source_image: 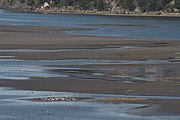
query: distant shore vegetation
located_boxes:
[0,0,180,14]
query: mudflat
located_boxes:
[0,25,180,115]
[0,25,179,60]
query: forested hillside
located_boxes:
[0,0,180,15]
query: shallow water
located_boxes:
[0,88,180,120]
[0,47,144,53]
[0,9,180,40]
[0,58,179,82]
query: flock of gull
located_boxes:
[30,97,79,102]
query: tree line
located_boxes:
[118,0,180,12]
[5,0,180,12]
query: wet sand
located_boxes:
[0,25,179,60]
[0,25,180,115]
[97,97,180,115]
[1,77,180,96]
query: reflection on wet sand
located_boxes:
[0,58,179,83]
[0,88,180,118]
[0,24,179,119]
[50,63,180,83]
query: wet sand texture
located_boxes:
[0,25,180,115]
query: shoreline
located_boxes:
[46,11,180,18]
[1,8,180,18]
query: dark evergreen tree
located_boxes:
[119,0,136,11]
[175,0,180,9]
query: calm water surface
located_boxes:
[0,9,180,40]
